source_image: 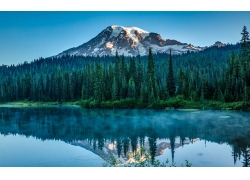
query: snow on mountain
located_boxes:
[57,25,203,57]
[70,136,195,165]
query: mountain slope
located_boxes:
[58,25,203,57]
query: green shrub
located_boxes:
[234,102,244,110]
[150,100,169,109]
[119,98,137,108]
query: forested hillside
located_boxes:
[0,26,249,110]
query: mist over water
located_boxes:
[0,106,250,167]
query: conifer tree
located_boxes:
[94,64,104,102]
[112,76,118,101]
[137,55,144,95]
[167,49,175,97]
[120,74,127,99]
[129,57,137,81]
[45,74,50,101]
[114,51,121,99]
[241,26,249,70]
[146,48,156,98]
[178,67,186,95]
[121,55,128,81]
[139,82,147,103]
[240,26,249,107]
[128,77,136,99]
[107,64,114,100]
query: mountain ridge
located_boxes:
[57,25,205,57]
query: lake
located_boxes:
[0,105,250,167]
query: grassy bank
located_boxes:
[0,101,80,107]
[1,97,249,111]
[79,96,250,111]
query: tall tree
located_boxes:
[177,67,186,95]
[111,76,118,101]
[94,64,104,102]
[129,57,137,82]
[240,26,250,107]
[137,55,144,96]
[146,49,156,100]
[128,77,136,99]
[114,51,121,99]
[167,49,175,97]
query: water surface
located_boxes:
[0,106,250,167]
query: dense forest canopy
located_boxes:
[0,26,249,110]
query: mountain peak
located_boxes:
[110,25,149,34]
[58,25,203,57]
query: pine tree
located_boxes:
[23,73,31,100]
[112,76,118,101]
[128,77,136,99]
[240,26,250,107]
[241,25,249,69]
[121,55,128,81]
[69,71,77,101]
[62,72,70,101]
[105,64,114,100]
[233,56,241,100]
[146,48,156,99]
[137,55,144,96]
[45,74,50,101]
[114,51,121,99]
[120,74,127,99]
[178,67,186,95]
[167,49,175,97]
[139,82,147,103]
[94,64,104,102]
[129,57,137,81]
[148,137,157,163]
[218,86,225,102]
[16,75,21,101]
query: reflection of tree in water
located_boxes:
[130,135,138,154]
[1,107,250,166]
[92,139,97,150]
[242,147,250,167]
[97,135,104,150]
[169,134,175,163]
[139,136,145,156]
[231,138,250,167]
[117,137,122,158]
[123,138,130,157]
[148,137,157,163]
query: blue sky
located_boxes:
[1,11,250,65]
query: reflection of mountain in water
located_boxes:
[0,106,250,166]
[69,137,192,164]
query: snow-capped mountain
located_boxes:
[57,25,204,57]
[70,137,196,165]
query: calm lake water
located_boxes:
[0,105,250,167]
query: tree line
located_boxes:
[0,26,249,109]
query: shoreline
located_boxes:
[0,101,249,112]
[0,101,80,108]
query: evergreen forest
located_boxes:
[0,26,250,110]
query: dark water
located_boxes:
[0,106,250,167]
